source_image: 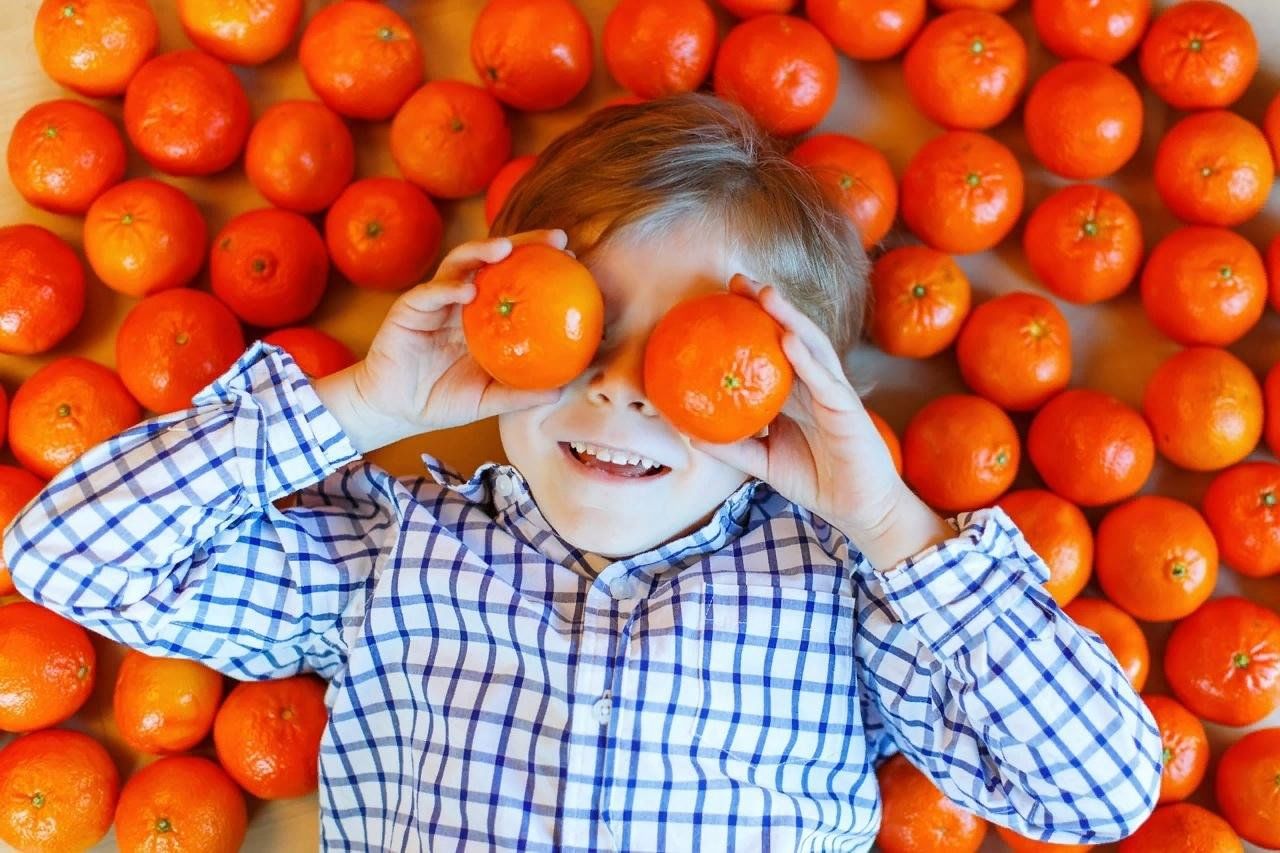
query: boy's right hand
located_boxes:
[313,230,570,453]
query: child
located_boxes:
[6,95,1160,851]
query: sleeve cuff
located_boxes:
[869,506,1053,660]
[192,341,361,500]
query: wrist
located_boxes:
[838,485,954,573]
[313,366,414,454]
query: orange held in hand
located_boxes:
[1214,727,1280,850]
[0,601,95,732]
[1143,694,1209,804]
[997,489,1093,608]
[1022,184,1143,304]
[391,80,513,200]
[113,650,224,754]
[177,0,303,66]
[245,100,355,214]
[464,244,605,391]
[0,466,44,596]
[0,224,85,356]
[1063,596,1149,690]
[903,394,1019,513]
[326,177,444,292]
[211,208,330,329]
[643,291,792,444]
[1116,803,1243,853]
[1153,110,1274,228]
[1202,462,1280,579]
[1028,389,1154,507]
[1031,0,1150,64]
[903,10,1027,131]
[34,0,158,97]
[84,178,208,298]
[806,0,925,61]
[263,327,357,379]
[870,246,971,358]
[955,291,1071,412]
[0,728,119,853]
[603,0,717,99]
[1023,60,1142,180]
[6,99,126,215]
[213,675,328,800]
[114,754,248,853]
[789,134,898,249]
[875,754,987,853]
[1139,0,1258,110]
[299,1,423,121]
[472,0,594,111]
[1142,347,1262,472]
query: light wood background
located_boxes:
[1,0,1278,850]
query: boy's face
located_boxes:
[499,227,761,559]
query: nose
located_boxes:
[585,337,657,416]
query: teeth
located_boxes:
[570,441,662,470]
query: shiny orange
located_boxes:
[1095,496,1218,622]
[806,0,926,61]
[115,289,245,415]
[1117,804,1243,853]
[473,0,593,111]
[1164,596,1280,727]
[1142,347,1262,472]
[1028,389,1154,506]
[391,81,513,199]
[867,409,903,475]
[34,0,158,97]
[1063,597,1149,690]
[1267,92,1280,174]
[1144,694,1209,804]
[993,826,1089,853]
[1023,60,1142,180]
[114,755,247,853]
[299,1,423,120]
[875,753,987,853]
[713,15,839,137]
[326,177,444,291]
[643,292,793,444]
[1140,226,1266,347]
[1154,110,1274,228]
[8,357,140,480]
[719,0,796,15]
[996,489,1093,607]
[1031,0,1150,64]
[263,328,357,379]
[955,291,1071,412]
[1022,184,1143,304]
[0,729,118,853]
[211,208,329,328]
[932,0,1016,9]
[1202,462,1280,579]
[900,131,1024,254]
[1139,0,1257,110]
[124,50,251,177]
[870,246,971,358]
[213,675,328,799]
[245,100,355,214]
[485,155,538,227]
[1267,360,1280,458]
[0,601,94,732]
[790,134,897,248]
[0,224,85,356]
[1270,234,1280,314]
[6,99,125,215]
[84,178,207,298]
[903,394,1019,513]
[113,650,224,754]
[0,467,44,597]
[177,0,303,66]
[903,10,1027,130]
[604,0,716,98]
[1215,727,1280,850]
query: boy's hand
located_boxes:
[314,230,569,453]
[693,275,954,572]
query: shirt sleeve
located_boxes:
[3,342,400,682]
[851,506,1162,845]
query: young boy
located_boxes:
[6,95,1160,851]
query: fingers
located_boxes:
[476,383,563,419]
[782,332,857,414]
[432,229,569,282]
[758,285,847,378]
[390,281,476,332]
[691,435,770,482]
[508,228,569,251]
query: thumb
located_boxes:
[477,384,563,419]
[690,436,769,481]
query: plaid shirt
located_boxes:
[6,344,1160,852]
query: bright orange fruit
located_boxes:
[472,0,593,111]
[790,134,897,248]
[6,99,126,215]
[211,208,329,328]
[326,177,444,292]
[955,291,1071,412]
[903,394,1019,513]
[1202,462,1280,579]
[1215,727,1280,850]
[604,0,716,98]
[1023,60,1142,180]
[806,0,926,61]
[34,0,158,97]
[1022,184,1143,304]
[298,1,423,120]
[876,753,987,853]
[113,650,224,754]
[177,0,303,66]
[1266,360,1280,458]
[0,224,85,356]
[1154,110,1274,228]
[245,100,355,214]
[903,10,1027,130]
[1028,389,1154,507]
[1139,0,1258,110]
[262,327,357,379]
[0,728,118,853]
[391,81,513,200]
[0,601,95,732]
[1031,0,1150,64]
[485,155,538,227]
[1144,694,1209,804]
[1142,347,1262,472]
[870,246,971,359]
[83,178,208,298]
[1064,597,1149,690]
[114,754,247,853]
[997,489,1093,607]
[0,467,44,596]
[213,675,328,800]
[1117,804,1243,853]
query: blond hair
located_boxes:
[490,94,869,354]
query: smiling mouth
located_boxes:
[560,441,670,479]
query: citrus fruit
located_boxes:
[1117,803,1242,853]
[213,674,328,800]
[955,291,1071,412]
[903,10,1027,131]
[34,0,158,97]
[114,650,224,754]
[875,753,987,853]
[932,0,1016,9]
[262,328,357,379]
[6,99,125,215]
[390,80,513,199]
[210,208,329,328]
[1214,727,1280,850]
[0,728,118,852]
[485,155,538,228]
[298,0,423,120]
[1266,92,1280,172]
[177,0,302,66]
[0,224,85,355]
[866,409,903,475]
[114,754,248,853]
[1022,184,1143,304]
[1144,694,1209,804]
[719,0,796,15]
[1270,234,1280,314]
[870,246,971,358]
[1064,597,1149,690]
[472,0,593,111]
[1267,360,1280,457]
[1031,0,1150,64]
[245,100,355,214]
[1028,389,1154,506]
[1139,0,1258,110]
[1202,462,1280,579]
[1142,347,1262,472]
[325,177,444,292]
[0,467,44,597]
[993,827,1088,853]
[1023,59,1142,180]
[603,0,716,98]
[83,178,206,299]
[790,134,897,249]
[903,394,1019,512]
[806,0,926,61]
[996,489,1093,607]
[0,601,94,732]
[1154,110,1274,228]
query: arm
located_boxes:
[3,343,388,680]
[851,506,1162,843]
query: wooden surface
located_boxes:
[1,0,1279,851]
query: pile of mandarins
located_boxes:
[0,0,1278,850]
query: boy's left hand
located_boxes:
[693,275,953,570]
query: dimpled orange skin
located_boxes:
[0,224,86,356]
[177,0,303,66]
[1267,361,1280,457]
[1139,0,1258,110]
[485,155,537,227]
[325,178,444,292]
[472,0,593,111]
[870,246,971,358]
[955,291,1071,412]
[900,131,1024,255]
[6,99,126,215]
[789,134,898,249]
[1142,347,1263,472]
[1117,803,1243,853]
[298,1,423,121]
[643,292,793,444]
[805,0,926,61]
[113,650,224,755]
[0,602,95,732]
[996,489,1093,607]
[1027,389,1154,507]
[1032,0,1150,64]
[604,0,716,99]
[1144,694,1209,804]
[1023,184,1143,304]
[391,80,513,200]
[0,466,45,596]
[114,755,247,853]
[1064,597,1150,690]
[1140,226,1267,348]
[875,753,988,853]
[903,394,1019,513]
[1095,496,1218,622]
[1023,60,1143,180]
[1164,596,1280,727]
[210,208,330,328]
[994,826,1089,853]
[244,100,355,214]
[1202,462,1280,579]
[903,10,1028,131]
[0,728,119,853]
[213,675,328,800]
[83,178,208,298]
[34,0,158,97]
[1154,110,1275,228]
[1215,728,1280,849]
[463,245,604,391]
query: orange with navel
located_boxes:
[472,0,593,111]
[903,10,1027,130]
[996,489,1093,607]
[643,292,791,444]
[245,100,355,214]
[114,650,224,754]
[955,291,1071,412]
[1028,389,1153,507]
[211,208,330,329]
[0,728,119,853]
[1142,347,1262,472]
[299,0,423,120]
[391,81,513,200]
[1154,110,1274,228]
[1032,0,1150,64]
[604,0,716,99]
[1215,727,1280,850]
[805,0,926,61]
[1139,0,1258,110]
[790,134,897,249]
[326,177,444,292]
[114,754,247,853]
[903,394,1019,513]
[875,753,987,853]
[6,99,125,215]
[0,467,45,596]
[870,246,971,358]
[177,0,303,66]
[1023,60,1142,180]
[83,178,207,297]
[1144,694,1209,804]
[1064,597,1149,690]
[263,328,357,379]
[1202,462,1280,579]
[485,155,538,227]
[0,224,85,356]
[213,675,328,800]
[0,601,95,732]
[1022,184,1143,304]
[34,0,158,97]
[1117,804,1243,853]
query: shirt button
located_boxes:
[609,577,638,601]
[593,692,612,725]
[494,473,514,497]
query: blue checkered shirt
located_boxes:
[6,344,1161,851]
